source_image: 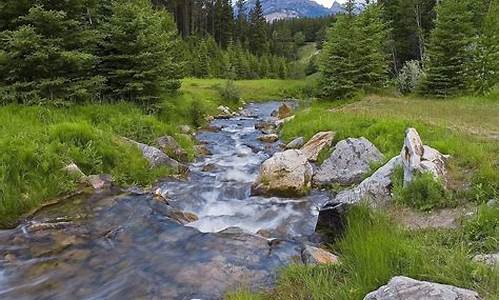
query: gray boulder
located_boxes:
[124,138,183,171]
[364,276,481,300]
[333,156,402,207]
[313,137,384,186]
[251,149,313,197]
[286,137,305,149]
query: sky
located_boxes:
[313,0,346,9]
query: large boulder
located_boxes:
[363,276,481,300]
[155,135,189,163]
[251,149,313,197]
[401,128,448,185]
[333,156,402,207]
[313,137,384,186]
[300,131,335,162]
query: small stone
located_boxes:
[302,245,339,265]
[258,134,279,143]
[179,125,192,134]
[271,103,293,119]
[86,174,113,190]
[473,253,498,266]
[487,199,497,208]
[4,253,16,263]
[285,137,305,149]
[201,163,217,172]
[62,163,86,179]
[156,135,189,163]
[195,144,212,157]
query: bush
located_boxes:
[463,204,499,253]
[217,80,241,103]
[396,60,422,95]
[392,167,453,211]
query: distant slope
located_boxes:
[243,0,332,21]
[239,0,363,22]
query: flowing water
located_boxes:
[0,101,330,300]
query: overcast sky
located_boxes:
[313,0,346,9]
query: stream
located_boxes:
[0,101,331,300]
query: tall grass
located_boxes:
[230,205,498,300]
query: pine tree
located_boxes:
[318,14,359,99]
[0,1,104,104]
[319,3,388,99]
[418,0,474,96]
[465,0,498,94]
[235,0,248,45]
[249,0,267,56]
[99,0,181,105]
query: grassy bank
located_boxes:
[0,78,310,228]
[228,205,498,300]
[228,90,499,300]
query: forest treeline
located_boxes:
[319,0,498,98]
[0,0,498,105]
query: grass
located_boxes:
[0,78,311,228]
[228,89,498,300]
[280,91,499,203]
[228,205,499,300]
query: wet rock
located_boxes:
[271,103,293,119]
[363,276,481,300]
[218,227,245,235]
[252,149,313,197]
[156,135,189,163]
[195,144,212,157]
[333,156,402,207]
[258,134,279,143]
[255,120,277,134]
[300,131,335,162]
[473,253,498,266]
[4,253,17,263]
[285,137,305,149]
[302,245,339,265]
[313,137,384,186]
[256,229,273,238]
[315,202,350,239]
[401,128,448,185]
[168,211,198,224]
[86,174,113,190]
[125,137,183,171]
[62,163,86,179]
[179,125,192,134]
[201,163,217,172]
[203,124,222,132]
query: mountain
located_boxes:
[238,0,365,22]
[330,1,345,14]
[242,0,333,22]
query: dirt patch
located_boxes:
[388,205,475,230]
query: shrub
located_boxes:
[396,60,422,95]
[217,80,241,103]
[463,204,499,253]
[392,168,453,211]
